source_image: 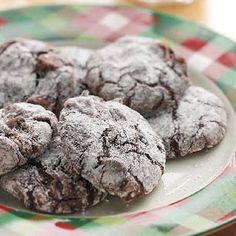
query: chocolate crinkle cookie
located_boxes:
[0,136,106,214]
[58,46,92,96]
[148,86,227,159]
[84,36,190,115]
[59,94,166,202]
[0,102,57,176]
[0,38,76,116]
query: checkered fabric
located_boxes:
[0,4,236,236]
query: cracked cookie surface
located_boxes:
[0,38,76,116]
[0,102,57,175]
[0,136,106,214]
[59,94,166,202]
[58,46,92,96]
[84,36,190,115]
[148,86,227,159]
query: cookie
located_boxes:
[0,137,106,214]
[84,36,190,115]
[0,103,57,176]
[58,46,92,95]
[148,86,227,158]
[0,38,76,116]
[59,94,166,202]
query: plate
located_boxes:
[0,4,236,236]
[0,48,235,218]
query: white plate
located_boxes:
[0,45,236,217]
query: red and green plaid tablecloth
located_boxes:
[0,4,236,236]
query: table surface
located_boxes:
[0,0,235,235]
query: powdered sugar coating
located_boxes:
[59,94,166,202]
[0,38,76,116]
[0,103,57,175]
[58,46,92,95]
[148,86,227,158]
[0,137,106,214]
[84,36,190,115]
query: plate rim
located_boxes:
[0,3,236,236]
